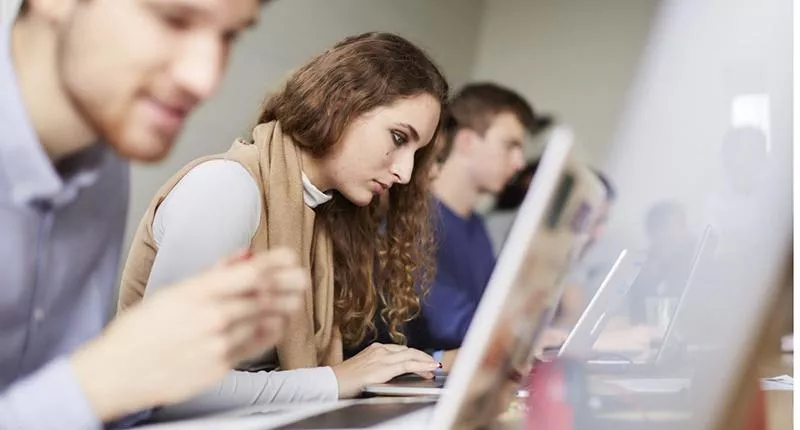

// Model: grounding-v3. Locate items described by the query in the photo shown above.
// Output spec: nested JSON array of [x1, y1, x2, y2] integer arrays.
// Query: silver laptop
[[556, 248, 636, 359], [651, 224, 717, 364]]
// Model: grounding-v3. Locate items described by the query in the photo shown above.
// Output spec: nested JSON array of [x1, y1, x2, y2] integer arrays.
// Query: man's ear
[[452, 128, 480, 157], [26, 0, 78, 25]]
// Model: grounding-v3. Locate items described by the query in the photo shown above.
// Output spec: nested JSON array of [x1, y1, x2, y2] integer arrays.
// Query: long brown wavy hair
[[257, 32, 449, 347]]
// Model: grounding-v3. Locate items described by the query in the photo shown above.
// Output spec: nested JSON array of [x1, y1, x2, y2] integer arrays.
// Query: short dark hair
[[443, 83, 551, 141], [494, 159, 540, 211], [494, 162, 616, 212]]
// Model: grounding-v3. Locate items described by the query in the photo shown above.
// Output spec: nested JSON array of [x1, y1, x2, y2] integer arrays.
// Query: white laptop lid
[[557, 249, 631, 358], [431, 127, 608, 429]]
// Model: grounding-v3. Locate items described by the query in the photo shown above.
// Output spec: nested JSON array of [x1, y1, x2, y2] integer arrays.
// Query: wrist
[[70, 336, 132, 422], [331, 362, 360, 399]]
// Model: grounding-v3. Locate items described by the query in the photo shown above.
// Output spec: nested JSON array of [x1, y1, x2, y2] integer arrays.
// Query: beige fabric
[[118, 121, 342, 369]]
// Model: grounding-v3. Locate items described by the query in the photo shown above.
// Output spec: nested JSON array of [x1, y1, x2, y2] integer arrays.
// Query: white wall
[[470, 0, 659, 164], [125, 0, 486, 251], [1, 0, 21, 25]]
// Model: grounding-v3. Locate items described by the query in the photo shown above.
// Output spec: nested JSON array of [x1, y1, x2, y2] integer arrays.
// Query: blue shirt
[[407, 199, 496, 351], [0, 23, 130, 429]]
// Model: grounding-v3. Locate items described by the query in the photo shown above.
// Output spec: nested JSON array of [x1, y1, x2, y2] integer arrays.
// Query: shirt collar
[[0, 23, 107, 207], [301, 172, 332, 208]]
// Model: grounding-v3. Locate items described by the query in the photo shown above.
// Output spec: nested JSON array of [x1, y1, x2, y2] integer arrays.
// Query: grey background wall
[[126, 0, 487, 250], [2, 0, 670, 264], [470, 0, 659, 163]]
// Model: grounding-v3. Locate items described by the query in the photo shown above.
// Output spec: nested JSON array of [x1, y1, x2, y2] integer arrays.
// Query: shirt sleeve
[[142, 160, 339, 416], [153, 367, 339, 420], [146, 159, 262, 294], [0, 357, 101, 430]]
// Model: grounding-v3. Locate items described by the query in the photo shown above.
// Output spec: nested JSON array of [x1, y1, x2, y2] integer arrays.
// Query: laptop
[[568, 224, 719, 372], [556, 248, 637, 359], [182, 127, 605, 430], [651, 224, 717, 365]]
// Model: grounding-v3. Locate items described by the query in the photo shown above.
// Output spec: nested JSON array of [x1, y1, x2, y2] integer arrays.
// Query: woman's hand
[[332, 343, 441, 398]]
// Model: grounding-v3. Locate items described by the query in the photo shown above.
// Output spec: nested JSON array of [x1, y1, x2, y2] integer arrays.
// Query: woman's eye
[[391, 130, 408, 146], [161, 13, 190, 30]]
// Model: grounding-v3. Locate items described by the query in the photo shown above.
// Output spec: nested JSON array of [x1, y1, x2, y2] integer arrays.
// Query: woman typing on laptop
[[117, 33, 448, 419]]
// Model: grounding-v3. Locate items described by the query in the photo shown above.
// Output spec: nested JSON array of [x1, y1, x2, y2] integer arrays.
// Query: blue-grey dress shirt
[[0, 23, 130, 429]]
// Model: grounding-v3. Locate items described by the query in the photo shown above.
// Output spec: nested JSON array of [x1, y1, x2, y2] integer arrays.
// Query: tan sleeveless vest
[[118, 122, 343, 369]]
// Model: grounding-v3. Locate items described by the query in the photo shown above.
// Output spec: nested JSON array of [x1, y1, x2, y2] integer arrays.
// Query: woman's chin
[[343, 190, 374, 207]]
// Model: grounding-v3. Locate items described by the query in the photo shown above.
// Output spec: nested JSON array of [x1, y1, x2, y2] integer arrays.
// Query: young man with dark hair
[[406, 83, 550, 364], [1, 1, 305, 428]]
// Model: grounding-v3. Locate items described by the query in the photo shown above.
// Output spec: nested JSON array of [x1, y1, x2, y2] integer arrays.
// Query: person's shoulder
[[182, 159, 256, 187], [157, 159, 261, 234]]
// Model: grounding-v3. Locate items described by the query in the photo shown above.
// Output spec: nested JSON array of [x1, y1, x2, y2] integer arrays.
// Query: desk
[[580, 352, 793, 430], [759, 353, 792, 430], [138, 354, 790, 429], [137, 398, 526, 430]]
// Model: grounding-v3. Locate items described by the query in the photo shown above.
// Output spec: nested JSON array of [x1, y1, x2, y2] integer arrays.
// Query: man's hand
[[71, 248, 309, 422]]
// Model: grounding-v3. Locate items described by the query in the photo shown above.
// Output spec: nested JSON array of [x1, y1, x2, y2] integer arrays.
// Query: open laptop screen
[[432, 129, 608, 429], [558, 249, 632, 358]]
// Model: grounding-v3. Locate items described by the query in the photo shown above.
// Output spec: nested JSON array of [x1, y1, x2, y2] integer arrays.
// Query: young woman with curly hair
[[117, 32, 449, 419]]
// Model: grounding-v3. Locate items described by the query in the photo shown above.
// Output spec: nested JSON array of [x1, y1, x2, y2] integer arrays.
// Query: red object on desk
[[526, 360, 574, 430], [745, 379, 767, 430]]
